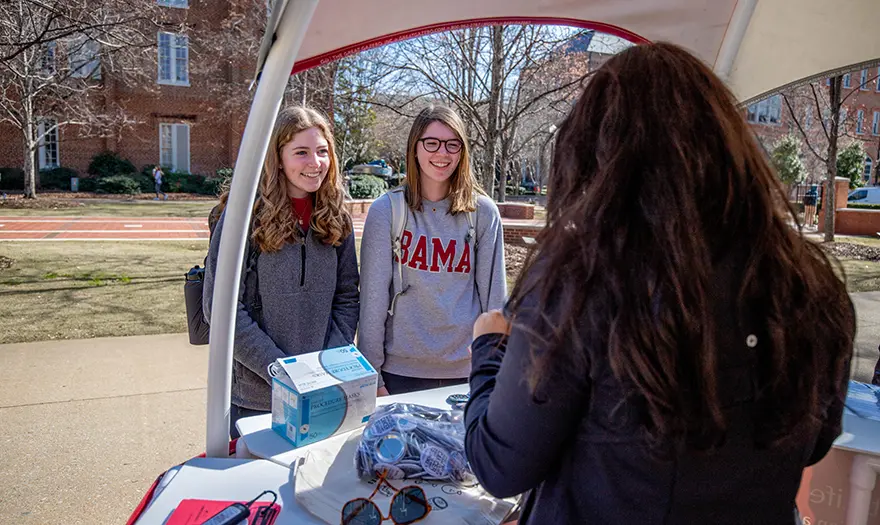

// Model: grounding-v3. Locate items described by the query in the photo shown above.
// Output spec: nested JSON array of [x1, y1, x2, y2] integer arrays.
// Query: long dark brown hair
[[508, 42, 854, 452]]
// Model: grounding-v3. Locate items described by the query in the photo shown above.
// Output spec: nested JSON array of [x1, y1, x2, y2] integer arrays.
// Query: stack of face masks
[[355, 403, 475, 484]]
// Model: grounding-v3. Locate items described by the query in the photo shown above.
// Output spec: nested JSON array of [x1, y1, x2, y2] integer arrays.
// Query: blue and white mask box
[[270, 345, 378, 448]]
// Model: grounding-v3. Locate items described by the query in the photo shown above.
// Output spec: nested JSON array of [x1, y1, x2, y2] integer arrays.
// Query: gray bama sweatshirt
[[358, 192, 507, 387]]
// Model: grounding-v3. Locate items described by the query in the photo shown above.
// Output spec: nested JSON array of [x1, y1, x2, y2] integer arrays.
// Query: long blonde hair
[[252, 106, 351, 251], [404, 104, 481, 213]]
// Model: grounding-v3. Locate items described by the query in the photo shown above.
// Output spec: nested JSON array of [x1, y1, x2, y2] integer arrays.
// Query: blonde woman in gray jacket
[[204, 107, 359, 437], [358, 105, 507, 395]]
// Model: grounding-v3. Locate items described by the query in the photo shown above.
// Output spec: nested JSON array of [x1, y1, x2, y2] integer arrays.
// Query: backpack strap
[[388, 187, 409, 317], [464, 203, 483, 312]]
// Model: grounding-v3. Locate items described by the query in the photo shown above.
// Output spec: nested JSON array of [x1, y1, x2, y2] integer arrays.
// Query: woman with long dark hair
[[464, 43, 854, 524]]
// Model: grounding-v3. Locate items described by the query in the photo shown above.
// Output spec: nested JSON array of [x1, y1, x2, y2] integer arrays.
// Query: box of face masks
[[270, 345, 378, 448]]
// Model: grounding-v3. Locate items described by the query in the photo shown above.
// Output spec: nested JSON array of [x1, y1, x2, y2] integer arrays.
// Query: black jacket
[[465, 265, 851, 525]]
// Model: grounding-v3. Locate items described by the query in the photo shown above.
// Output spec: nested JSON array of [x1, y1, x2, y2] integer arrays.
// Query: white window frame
[[873, 111, 880, 136], [157, 32, 189, 86], [876, 67, 880, 92], [860, 69, 869, 90], [843, 73, 852, 89], [864, 156, 873, 183], [37, 118, 60, 170], [857, 109, 866, 134], [157, 0, 187, 7], [68, 36, 101, 80], [746, 94, 782, 125], [159, 123, 190, 173], [803, 108, 813, 130]]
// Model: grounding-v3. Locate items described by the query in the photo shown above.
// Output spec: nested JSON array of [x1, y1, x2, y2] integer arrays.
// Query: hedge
[[96, 175, 141, 195], [39, 167, 79, 190], [0, 168, 25, 190], [89, 151, 136, 178], [848, 203, 880, 210], [348, 175, 387, 199]]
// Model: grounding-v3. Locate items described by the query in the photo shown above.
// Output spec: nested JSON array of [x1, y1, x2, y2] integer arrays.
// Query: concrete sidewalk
[[0, 333, 208, 525], [0, 294, 878, 524]]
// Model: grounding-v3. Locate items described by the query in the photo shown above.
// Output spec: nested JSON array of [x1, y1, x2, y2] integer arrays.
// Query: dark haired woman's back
[[466, 254, 850, 524], [463, 41, 853, 525]]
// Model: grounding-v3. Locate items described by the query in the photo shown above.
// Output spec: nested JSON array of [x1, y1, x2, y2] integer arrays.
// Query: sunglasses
[[341, 470, 432, 525], [417, 137, 463, 154]]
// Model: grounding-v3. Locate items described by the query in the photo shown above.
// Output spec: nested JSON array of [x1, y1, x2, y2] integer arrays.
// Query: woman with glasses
[[464, 43, 854, 524], [359, 104, 507, 395]]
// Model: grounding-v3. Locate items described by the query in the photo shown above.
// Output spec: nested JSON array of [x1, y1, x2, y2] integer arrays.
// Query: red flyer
[[165, 499, 280, 525]]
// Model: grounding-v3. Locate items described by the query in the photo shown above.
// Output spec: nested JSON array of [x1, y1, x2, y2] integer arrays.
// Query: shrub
[[39, 167, 79, 190], [0, 168, 25, 190], [88, 151, 136, 178], [78, 177, 98, 192], [96, 175, 141, 194], [348, 175, 387, 199], [848, 203, 880, 210]]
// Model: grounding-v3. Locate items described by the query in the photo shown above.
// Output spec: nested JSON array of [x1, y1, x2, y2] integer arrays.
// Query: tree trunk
[[823, 76, 842, 243], [874, 139, 879, 186], [22, 110, 36, 199], [481, 26, 504, 197]]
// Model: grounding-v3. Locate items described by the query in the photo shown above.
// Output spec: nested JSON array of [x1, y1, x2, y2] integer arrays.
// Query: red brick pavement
[[0, 215, 541, 241]]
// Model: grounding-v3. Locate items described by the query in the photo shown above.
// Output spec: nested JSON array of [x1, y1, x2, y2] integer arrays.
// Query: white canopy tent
[[206, 0, 880, 457]]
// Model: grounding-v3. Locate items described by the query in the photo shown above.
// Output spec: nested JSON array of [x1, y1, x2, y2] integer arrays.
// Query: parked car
[[847, 187, 880, 204]]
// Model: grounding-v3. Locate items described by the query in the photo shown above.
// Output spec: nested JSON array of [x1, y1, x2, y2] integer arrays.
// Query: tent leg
[[205, 0, 321, 458]]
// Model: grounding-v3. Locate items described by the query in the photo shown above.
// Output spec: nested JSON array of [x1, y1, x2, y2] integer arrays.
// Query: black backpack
[[184, 204, 261, 345]]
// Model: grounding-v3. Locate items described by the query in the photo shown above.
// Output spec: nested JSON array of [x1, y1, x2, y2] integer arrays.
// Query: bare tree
[[779, 70, 879, 241], [0, 0, 165, 198], [363, 25, 602, 198]]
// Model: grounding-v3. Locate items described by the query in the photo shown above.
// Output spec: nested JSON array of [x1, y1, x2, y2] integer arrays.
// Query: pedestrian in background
[[153, 165, 168, 201]]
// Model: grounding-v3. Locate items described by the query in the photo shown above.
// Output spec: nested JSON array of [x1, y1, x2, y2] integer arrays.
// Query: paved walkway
[[0, 215, 543, 241], [1, 296, 877, 524]]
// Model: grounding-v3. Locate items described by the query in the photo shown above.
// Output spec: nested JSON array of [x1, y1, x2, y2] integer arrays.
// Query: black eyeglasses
[[418, 137, 463, 154]]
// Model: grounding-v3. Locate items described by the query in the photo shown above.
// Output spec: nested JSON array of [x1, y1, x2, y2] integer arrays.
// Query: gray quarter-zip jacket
[[204, 211, 359, 410]]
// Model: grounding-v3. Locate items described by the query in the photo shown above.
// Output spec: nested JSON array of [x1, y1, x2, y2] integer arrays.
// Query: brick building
[[747, 66, 880, 185], [0, 0, 335, 184]]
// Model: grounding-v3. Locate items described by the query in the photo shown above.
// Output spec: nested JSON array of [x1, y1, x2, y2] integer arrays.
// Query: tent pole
[[205, 0, 320, 458], [713, 0, 758, 81]]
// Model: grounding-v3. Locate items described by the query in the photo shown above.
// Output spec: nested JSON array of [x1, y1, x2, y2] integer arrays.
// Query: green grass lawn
[[0, 241, 208, 343], [0, 200, 216, 217], [1, 208, 879, 344]]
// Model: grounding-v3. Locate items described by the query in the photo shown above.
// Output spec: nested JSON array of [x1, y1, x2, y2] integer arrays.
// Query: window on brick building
[[865, 156, 874, 183], [160, 123, 190, 173], [803, 108, 813, 129], [40, 41, 56, 76], [860, 69, 869, 90], [843, 73, 851, 89], [746, 94, 781, 124], [158, 32, 189, 86], [37, 118, 59, 169], [857, 109, 865, 134], [68, 36, 101, 79], [876, 67, 880, 92], [873, 111, 880, 135], [157, 0, 187, 7]]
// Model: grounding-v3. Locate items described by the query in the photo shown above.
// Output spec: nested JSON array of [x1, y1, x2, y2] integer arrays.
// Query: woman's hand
[[473, 309, 512, 340], [377, 386, 390, 397]]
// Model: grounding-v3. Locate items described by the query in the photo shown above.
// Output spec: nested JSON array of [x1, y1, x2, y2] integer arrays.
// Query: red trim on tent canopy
[[291, 16, 650, 73]]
